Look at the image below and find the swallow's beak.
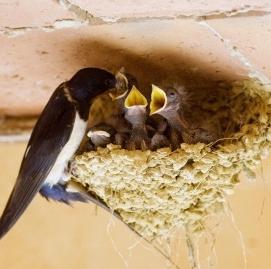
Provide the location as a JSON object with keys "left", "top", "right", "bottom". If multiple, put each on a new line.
{"left": 150, "top": 85, "right": 167, "bottom": 115}
{"left": 124, "top": 86, "right": 148, "bottom": 108}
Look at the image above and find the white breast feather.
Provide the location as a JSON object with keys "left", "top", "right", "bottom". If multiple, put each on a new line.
{"left": 44, "top": 112, "right": 87, "bottom": 186}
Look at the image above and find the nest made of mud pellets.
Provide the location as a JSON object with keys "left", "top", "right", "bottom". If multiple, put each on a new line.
{"left": 71, "top": 79, "right": 271, "bottom": 244}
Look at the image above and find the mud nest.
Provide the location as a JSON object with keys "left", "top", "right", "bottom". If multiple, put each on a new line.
{"left": 70, "top": 79, "right": 271, "bottom": 246}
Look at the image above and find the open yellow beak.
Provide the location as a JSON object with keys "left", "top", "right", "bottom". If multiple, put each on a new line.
{"left": 124, "top": 86, "right": 148, "bottom": 108}
{"left": 150, "top": 85, "right": 167, "bottom": 115}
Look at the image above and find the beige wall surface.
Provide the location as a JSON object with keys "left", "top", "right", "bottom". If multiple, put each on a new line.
{"left": 0, "top": 142, "right": 271, "bottom": 269}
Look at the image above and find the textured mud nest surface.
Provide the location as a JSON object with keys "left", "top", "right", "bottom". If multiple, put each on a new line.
{"left": 71, "top": 80, "right": 271, "bottom": 243}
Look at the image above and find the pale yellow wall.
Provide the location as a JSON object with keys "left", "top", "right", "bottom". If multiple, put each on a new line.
{"left": 0, "top": 142, "right": 271, "bottom": 269}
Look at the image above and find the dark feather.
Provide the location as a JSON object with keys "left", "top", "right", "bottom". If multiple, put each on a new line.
{"left": 39, "top": 184, "right": 89, "bottom": 205}
{"left": 0, "top": 85, "right": 75, "bottom": 239}
{"left": 39, "top": 183, "right": 115, "bottom": 214}
{"left": 0, "top": 67, "right": 116, "bottom": 239}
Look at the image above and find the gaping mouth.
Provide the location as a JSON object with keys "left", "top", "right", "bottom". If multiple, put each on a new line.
{"left": 150, "top": 85, "right": 167, "bottom": 115}
{"left": 124, "top": 86, "right": 148, "bottom": 108}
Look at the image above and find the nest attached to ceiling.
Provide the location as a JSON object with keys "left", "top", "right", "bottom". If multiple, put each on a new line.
{"left": 70, "top": 79, "right": 271, "bottom": 244}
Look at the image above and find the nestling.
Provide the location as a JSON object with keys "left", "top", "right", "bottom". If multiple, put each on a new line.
{"left": 87, "top": 124, "right": 115, "bottom": 148}
{"left": 150, "top": 85, "right": 188, "bottom": 150}
{"left": 124, "top": 86, "right": 150, "bottom": 150}
{"left": 150, "top": 118, "right": 170, "bottom": 150}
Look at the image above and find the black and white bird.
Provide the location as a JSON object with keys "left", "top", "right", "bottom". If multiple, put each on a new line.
{"left": 150, "top": 85, "right": 188, "bottom": 150}
{"left": 0, "top": 68, "right": 116, "bottom": 239}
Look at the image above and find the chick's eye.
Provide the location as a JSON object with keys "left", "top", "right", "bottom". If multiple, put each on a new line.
{"left": 169, "top": 91, "right": 176, "bottom": 97}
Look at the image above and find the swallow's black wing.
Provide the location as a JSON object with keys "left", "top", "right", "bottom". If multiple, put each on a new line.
{"left": 0, "top": 84, "right": 76, "bottom": 238}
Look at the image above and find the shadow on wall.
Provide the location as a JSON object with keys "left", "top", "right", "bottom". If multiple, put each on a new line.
{"left": 67, "top": 37, "right": 246, "bottom": 97}
{"left": 64, "top": 37, "right": 248, "bottom": 140}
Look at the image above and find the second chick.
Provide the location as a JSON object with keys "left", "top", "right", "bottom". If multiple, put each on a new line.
{"left": 124, "top": 86, "right": 150, "bottom": 150}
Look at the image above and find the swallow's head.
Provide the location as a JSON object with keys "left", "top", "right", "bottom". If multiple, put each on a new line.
{"left": 68, "top": 68, "right": 116, "bottom": 102}
{"left": 150, "top": 85, "right": 182, "bottom": 116}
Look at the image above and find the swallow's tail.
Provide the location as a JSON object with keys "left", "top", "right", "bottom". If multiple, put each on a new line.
{"left": 0, "top": 182, "right": 39, "bottom": 239}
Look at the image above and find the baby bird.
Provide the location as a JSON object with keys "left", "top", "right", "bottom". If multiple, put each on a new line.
{"left": 108, "top": 69, "right": 135, "bottom": 132}
{"left": 107, "top": 87, "right": 131, "bottom": 134}
{"left": 114, "top": 132, "right": 130, "bottom": 148}
{"left": 150, "top": 118, "right": 170, "bottom": 150}
{"left": 124, "top": 86, "right": 150, "bottom": 150}
{"left": 87, "top": 125, "right": 115, "bottom": 148}
{"left": 182, "top": 121, "right": 222, "bottom": 144}
{"left": 107, "top": 71, "right": 132, "bottom": 147}
{"left": 150, "top": 85, "right": 188, "bottom": 150}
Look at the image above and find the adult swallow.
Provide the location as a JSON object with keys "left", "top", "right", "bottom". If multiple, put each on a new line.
{"left": 150, "top": 85, "right": 188, "bottom": 150}
{"left": 0, "top": 68, "right": 116, "bottom": 239}
{"left": 124, "top": 86, "right": 150, "bottom": 150}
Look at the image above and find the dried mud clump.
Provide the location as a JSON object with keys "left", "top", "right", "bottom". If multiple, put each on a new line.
{"left": 71, "top": 80, "right": 271, "bottom": 242}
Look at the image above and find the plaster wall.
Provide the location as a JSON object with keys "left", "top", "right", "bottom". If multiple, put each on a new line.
{"left": 1, "top": 1, "right": 271, "bottom": 268}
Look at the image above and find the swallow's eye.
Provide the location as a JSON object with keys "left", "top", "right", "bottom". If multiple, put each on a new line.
{"left": 105, "top": 79, "right": 115, "bottom": 87}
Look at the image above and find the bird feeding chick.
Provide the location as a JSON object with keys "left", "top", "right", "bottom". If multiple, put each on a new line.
{"left": 86, "top": 68, "right": 134, "bottom": 149}
{"left": 87, "top": 83, "right": 223, "bottom": 151}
